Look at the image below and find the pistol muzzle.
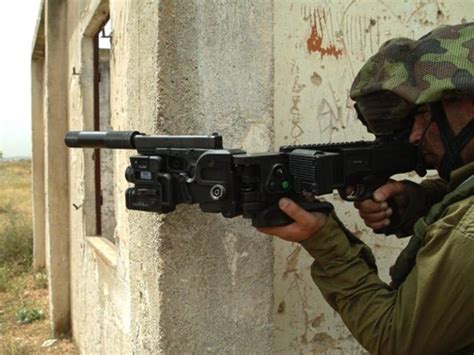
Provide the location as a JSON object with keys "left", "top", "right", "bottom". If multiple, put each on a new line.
{"left": 64, "top": 131, "right": 142, "bottom": 149}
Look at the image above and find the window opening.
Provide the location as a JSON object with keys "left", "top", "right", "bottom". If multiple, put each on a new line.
{"left": 99, "top": 19, "right": 111, "bottom": 49}
{"left": 93, "top": 18, "right": 115, "bottom": 241}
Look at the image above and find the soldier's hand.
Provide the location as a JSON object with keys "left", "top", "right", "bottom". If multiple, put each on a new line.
{"left": 353, "top": 180, "right": 412, "bottom": 231}
{"left": 257, "top": 198, "right": 327, "bottom": 242}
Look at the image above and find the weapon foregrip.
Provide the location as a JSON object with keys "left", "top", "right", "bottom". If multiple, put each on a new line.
{"left": 251, "top": 201, "right": 333, "bottom": 228}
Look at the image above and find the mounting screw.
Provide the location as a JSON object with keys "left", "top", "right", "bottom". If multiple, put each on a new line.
{"left": 210, "top": 184, "right": 226, "bottom": 201}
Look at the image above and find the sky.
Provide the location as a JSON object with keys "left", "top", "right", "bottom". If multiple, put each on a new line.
{"left": 0, "top": 1, "right": 42, "bottom": 158}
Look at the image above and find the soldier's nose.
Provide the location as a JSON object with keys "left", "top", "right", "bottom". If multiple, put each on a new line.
{"left": 409, "top": 117, "right": 425, "bottom": 145}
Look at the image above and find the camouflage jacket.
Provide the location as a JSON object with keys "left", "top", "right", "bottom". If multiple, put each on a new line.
{"left": 301, "top": 163, "right": 474, "bottom": 354}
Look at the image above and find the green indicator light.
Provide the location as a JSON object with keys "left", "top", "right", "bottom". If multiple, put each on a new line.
{"left": 282, "top": 181, "right": 289, "bottom": 189}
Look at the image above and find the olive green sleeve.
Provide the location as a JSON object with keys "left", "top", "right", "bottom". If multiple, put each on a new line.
{"left": 301, "top": 205, "right": 474, "bottom": 354}
{"left": 419, "top": 177, "right": 448, "bottom": 206}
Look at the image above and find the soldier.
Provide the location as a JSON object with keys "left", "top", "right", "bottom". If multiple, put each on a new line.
{"left": 258, "top": 23, "right": 474, "bottom": 353}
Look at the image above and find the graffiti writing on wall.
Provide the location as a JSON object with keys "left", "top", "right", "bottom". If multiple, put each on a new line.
{"left": 306, "top": 9, "right": 343, "bottom": 59}
{"left": 289, "top": 60, "right": 306, "bottom": 143}
{"left": 299, "top": 5, "right": 382, "bottom": 141}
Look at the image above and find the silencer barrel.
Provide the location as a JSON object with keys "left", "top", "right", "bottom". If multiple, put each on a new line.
{"left": 65, "top": 131, "right": 142, "bottom": 149}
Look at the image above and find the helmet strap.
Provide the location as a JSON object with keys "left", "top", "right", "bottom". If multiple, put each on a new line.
{"left": 415, "top": 120, "right": 431, "bottom": 177}
{"left": 429, "top": 101, "right": 474, "bottom": 180}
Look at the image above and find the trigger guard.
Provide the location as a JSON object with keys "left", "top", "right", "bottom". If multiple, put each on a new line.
{"left": 339, "top": 184, "right": 367, "bottom": 202}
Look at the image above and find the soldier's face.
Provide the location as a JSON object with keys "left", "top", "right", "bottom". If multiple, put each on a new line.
{"left": 408, "top": 105, "right": 445, "bottom": 170}
{"left": 409, "top": 98, "right": 474, "bottom": 172}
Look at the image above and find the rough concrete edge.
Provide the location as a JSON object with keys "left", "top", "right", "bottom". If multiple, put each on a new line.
{"left": 31, "top": 0, "right": 45, "bottom": 60}
{"left": 83, "top": 0, "right": 110, "bottom": 37}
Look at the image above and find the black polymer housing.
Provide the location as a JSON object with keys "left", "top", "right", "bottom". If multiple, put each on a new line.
{"left": 65, "top": 131, "right": 418, "bottom": 231}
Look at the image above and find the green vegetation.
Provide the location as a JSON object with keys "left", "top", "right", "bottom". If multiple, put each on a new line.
{"left": 0, "top": 266, "right": 9, "bottom": 292}
{"left": 0, "top": 161, "right": 45, "bottom": 332}
{"left": 33, "top": 270, "right": 48, "bottom": 290}
{"left": 15, "top": 307, "right": 45, "bottom": 324}
{"left": 0, "top": 160, "right": 77, "bottom": 353}
{"left": 0, "top": 203, "right": 33, "bottom": 271}
{"left": 0, "top": 161, "right": 48, "bottom": 350}
{"left": 0, "top": 160, "right": 34, "bottom": 293}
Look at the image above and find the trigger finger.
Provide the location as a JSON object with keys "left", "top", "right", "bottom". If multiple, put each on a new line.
{"left": 354, "top": 199, "right": 388, "bottom": 213}
{"left": 359, "top": 209, "right": 391, "bottom": 223}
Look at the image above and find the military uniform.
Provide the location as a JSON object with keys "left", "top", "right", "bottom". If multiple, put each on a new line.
{"left": 299, "top": 23, "right": 474, "bottom": 354}
{"left": 301, "top": 163, "right": 474, "bottom": 354}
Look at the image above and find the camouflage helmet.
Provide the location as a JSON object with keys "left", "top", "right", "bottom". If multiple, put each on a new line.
{"left": 350, "top": 22, "right": 474, "bottom": 136}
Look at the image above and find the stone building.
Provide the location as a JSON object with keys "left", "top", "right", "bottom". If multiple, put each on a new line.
{"left": 31, "top": 0, "right": 470, "bottom": 353}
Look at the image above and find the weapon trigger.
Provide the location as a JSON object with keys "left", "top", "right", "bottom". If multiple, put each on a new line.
{"left": 339, "top": 184, "right": 368, "bottom": 202}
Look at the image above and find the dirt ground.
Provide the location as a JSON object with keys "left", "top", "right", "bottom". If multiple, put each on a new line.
{"left": 0, "top": 272, "right": 78, "bottom": 354}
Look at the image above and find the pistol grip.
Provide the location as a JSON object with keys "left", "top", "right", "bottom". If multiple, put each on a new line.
{"left": 340, "top": 178, "right": 402, "bottom": 236}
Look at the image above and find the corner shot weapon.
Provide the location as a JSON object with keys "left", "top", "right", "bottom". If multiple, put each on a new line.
{"left": 65, "top": 130, "right": 418, "bottom": 233}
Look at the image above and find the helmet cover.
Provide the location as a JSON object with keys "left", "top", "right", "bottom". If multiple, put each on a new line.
{"left": 351, "top": 23, "right": 474, "bottom": 135}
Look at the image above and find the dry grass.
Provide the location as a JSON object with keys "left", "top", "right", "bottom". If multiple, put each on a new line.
{"left": 0, "top": 160, "right": 78, "bottom": 354}
{"left": 0, "top": 160, "right": 32, "bottom": 218}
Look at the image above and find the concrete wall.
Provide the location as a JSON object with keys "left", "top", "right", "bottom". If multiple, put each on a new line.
{"left": 31, "top": 2, "right": 45, "bottom": 271}
{"left": 273, "top": 1, "right": 471, "bottom": 353}
{"left": 67, "top": 0, "right": 132, "bottom": 352}
{"left": 64, "top": 0, "right": 274, "bottom": 353}
{"left": 43, "top": 0, "right": 71, "bottom": 335}
{"left": 127, "top": 1, "right": 274, "bottom": 352}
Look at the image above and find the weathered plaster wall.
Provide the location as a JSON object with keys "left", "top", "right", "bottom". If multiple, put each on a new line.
{"left": 31, "top": 55, "right": 45, "bottom": 271}
{"left": 66, "top": 0, "right": 274, "bottom": 353}
{"left": 273, "top": 1, "right": 472, "bottom": 353}
{"left": 126, "top": 1, "right": 274, "bottom": 353}
{"left": 31, "top": 1, "right": 45, "bottom": 273}
{"left": 44, "top": 0, "right": 70, "bottom": 335}
{"left": 43, "top": 0, "right": 472, "bottom": 352}
{"left": 67, "top": 0, "right": 132, "bottom": 353}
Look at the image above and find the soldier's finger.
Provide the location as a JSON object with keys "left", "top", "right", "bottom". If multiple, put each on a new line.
{"left": 359, "top": 208, "right": 392, "bottom": 222}
{"left": 372, "top": 180, "right": 405, "bottom": 203}
{"left": 278, "top": 198, "right": 317, "bottom": 229}
{"left": 354, "top": 199, "right": 388, "bottom": 213}
{"left": 366, "top": 218, "right": 391, "bottom": 231}
{"left": 257, "top": 226, "right": 292, "bottom": 240}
